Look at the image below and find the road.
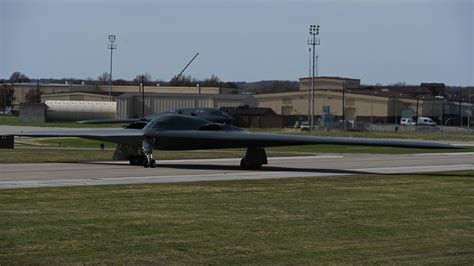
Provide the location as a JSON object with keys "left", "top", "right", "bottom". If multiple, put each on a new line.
{"left": 1, "top": 152, "right": 473, "bottom": 189}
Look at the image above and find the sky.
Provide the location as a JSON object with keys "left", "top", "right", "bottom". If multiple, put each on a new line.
{"left": 0, "top": 0, "right": 472, "bottom": 86}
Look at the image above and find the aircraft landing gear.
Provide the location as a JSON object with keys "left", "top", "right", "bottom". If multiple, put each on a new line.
{"left": 141, "top": 137, "right": 156, "bottom": 168}
{"left": 129, "top": 155, "right": 147, "bottom": 166}
{"left": 240, "top": 158, "right": 262, "bottom": 170}
{"left": 240, "top": 148, "right": 267, "bottom": 170}
{"left": 143, "top": 159, "right": 156, "bottom": 168}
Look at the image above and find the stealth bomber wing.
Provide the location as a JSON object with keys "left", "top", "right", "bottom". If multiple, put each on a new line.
{"left": 11, "top": 114, "right": 456, "bottom": 169}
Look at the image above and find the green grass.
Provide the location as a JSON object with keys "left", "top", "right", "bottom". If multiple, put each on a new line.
{"left": 0, "top": 114, "right": 120, "bottom": 128}
{"left": 16, "top": 137, "right": 117, "bottom": 149}
{"left": 0, "top": 171, "right": 473, "bottom": 264}
{"left": 2, "top": 144, "right": 471, "bottom": 164}
{"left": 0, "top": 148, "right": 294, "bottom": 164}
{"left": 0, "top": 149, "right": 115, "bottom": 163}
{"left": 270, "top": 144, "right": 473, "bottom": 154}
{"left": 270, "top": 128, "right": 474, "bottom": 142}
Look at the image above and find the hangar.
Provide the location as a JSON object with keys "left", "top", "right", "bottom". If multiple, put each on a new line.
{"left": 117, "top": 93, "right": 256, "bottom": 119}
{"left": 11, "top": 79, "right": 472, "bottom": 127}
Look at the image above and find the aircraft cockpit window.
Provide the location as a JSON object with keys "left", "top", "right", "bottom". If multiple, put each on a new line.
{"left": 145, "top": 114, "right": 210, "bottom": 130}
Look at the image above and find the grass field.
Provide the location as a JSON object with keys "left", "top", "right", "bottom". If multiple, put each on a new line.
{"left": 0, "top": 171, "right": 473, "bottom": 264}
{"left": 0, "top": 114, "right": 120, "bottom": 128}
{"left": 2, "top": 143, "right": 471, "bottom": 164}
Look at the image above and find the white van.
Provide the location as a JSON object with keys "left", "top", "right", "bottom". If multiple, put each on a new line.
{"left": 400, "top": 117, "right": 416, "bottom": 126}
{"left": 417, "top": 117, "right": 437, "bottom": 126}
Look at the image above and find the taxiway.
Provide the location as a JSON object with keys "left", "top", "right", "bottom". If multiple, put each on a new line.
{"left": 0, "top": 152, "right": 473, "bottom": 189}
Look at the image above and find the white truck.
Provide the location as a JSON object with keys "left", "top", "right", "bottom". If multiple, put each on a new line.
{"left": 400, "top": 117, "right": 437, "bottom": 126}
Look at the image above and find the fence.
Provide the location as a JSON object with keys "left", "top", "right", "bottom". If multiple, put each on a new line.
{"left": 332, "top": 121, "right": 474, "bottom": 135}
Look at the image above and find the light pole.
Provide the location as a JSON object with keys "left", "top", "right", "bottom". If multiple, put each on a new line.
{"left": 308, "top": 24, "right": 320, "bottom": 131}
{"left": 435, "top": 95, "right": 445, "bottom": 130}
{"left": 394, "top": 95, "right": 398, "bottom": 125}
{"left": 141, "top": 75, "right": 145, "bottom": 118}
{"left": 308, "top": 48, "right": 311, "bottom": 123}
{"left": 108, "top": 34, "right": 117, "bottom": 102}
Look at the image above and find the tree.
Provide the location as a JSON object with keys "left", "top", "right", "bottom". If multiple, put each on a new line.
{"left": 10, "top": 71, "right": 30, "bottom": 83}
{"left": 223, "top": 82, "right": 238, "bottom": 89}
{"left": 133, "top": 73, "right": 153, "bottom": 85}
{"left": 97, "top": 72, "right": 109, "bottom": 85}
{"left": 24, "top": 82, "right": 42, "bottom": 103}
{"left": 0, "top": 83, "right": 15, "bottom": 112}
{"left": 268, "top": 81, "right": 299, "bottom": 92}
{"left": 113, "top": 79, "right": 130, "bottom": 86}
{"left": 169, "top": 75, "right": 197, "bottom": 86}
{"left": 392, "top": 81, "right": 407, "bottom": 87}
{"left": 200, "top": 75, "right": 221, "bottom": 87}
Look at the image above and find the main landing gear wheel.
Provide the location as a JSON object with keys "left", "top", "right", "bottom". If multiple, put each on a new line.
{"left": 240, "top": 158, "right": 262, "bottom": 170}
{"left": 129, "top": 155, "right": 147, "bottom": 166}
{"left": 143, "top": 159, "right": 156, "bottom": 168}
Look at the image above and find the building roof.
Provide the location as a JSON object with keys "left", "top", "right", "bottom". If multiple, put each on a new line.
{"left": 42, "top": 91, "right": 123, "bottom": 97}
{"left": 300, "top": 76, "right": 360, "bottom": 82}
{"left": 117, "top": 92, "right": 252, "bottom": 100}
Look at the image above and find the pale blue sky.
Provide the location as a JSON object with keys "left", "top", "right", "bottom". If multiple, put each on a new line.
{"left": 1, "top": 0, "right": 472, "bottom": 85}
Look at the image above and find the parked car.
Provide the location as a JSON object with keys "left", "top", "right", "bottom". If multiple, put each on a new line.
{"left": 400, "top": 117, "right": 416, "bottom": 126}
{"left": 300, "top": 122, "right": 311, "bottom": 131}
{"left": 417, "top": 116, "right": 437, "bottom": 126}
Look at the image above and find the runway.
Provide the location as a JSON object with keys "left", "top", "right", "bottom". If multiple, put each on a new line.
{"left": 1, "top": 152, "right": 473, "bottom": 189}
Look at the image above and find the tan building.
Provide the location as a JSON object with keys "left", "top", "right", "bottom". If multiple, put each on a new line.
{"left": 255, "top": 77, "right": 433, "bottom": 124}
{"left": 12, "top": 83, "right": 220, "bottom": 109}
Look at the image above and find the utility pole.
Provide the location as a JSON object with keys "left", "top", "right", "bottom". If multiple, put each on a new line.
{"left": 308, "top": 24, "right": 320, "bottom": 131}
{"left": 108, "top": 34, "right": 117, "bottom": 102}
{"left": 468, "top": 89, "right": 472, "bottom": 130}
{"left": 2, "top": 82, "right": 6, "bottom": 114}
{"left": 395, "top": 95, "right": 398, "bottom": 125}
{"left": 140, "top": 75, "right": 145, "bottom": 118}
{"left": 342, "top": 81, "right": 346, "bottom": 130}
{"left": 415, "top": 95, "right": 419, "bottom": 119}
{"left": 459, "top": 88, "right": 462, "bottom": 127}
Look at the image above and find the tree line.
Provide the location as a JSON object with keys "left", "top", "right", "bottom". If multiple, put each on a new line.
{"left": 1, "top": 71, "right": 301, "bottom": 111}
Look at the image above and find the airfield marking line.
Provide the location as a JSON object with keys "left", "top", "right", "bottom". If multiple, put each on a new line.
{"left": 0, "top": 164, "right": 473, "bottom": 190}
{"left": 353, "top": 164, "right": 474, "bottom": 174}
{"left": 155, "top": 155, "right": 344, "bottom": 163}
{"left": 406, "top": 152, "right": 474, "bottom": 156}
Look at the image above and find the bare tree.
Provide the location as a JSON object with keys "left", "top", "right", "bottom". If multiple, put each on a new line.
{"left": 133, "top": 73, "right": 153, "bottom": 85}
{"left": 200, "top": 75, "right": 221, "bottom": 87}
{"left": 0, "top": 83, "right": 15, "bottom": 112}
{"left": 25, "top": 87, "right": 42, "bottom": 103}
{"left": 97, "top": 72, "right": 109, "bottom": 85}
{"left": 169, "top": 75, "right": 197, "bottom": 86}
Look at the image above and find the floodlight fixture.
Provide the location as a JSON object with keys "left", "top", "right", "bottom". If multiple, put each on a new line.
{"left": 107, "top": 34, "right": 117, "bottom": 101}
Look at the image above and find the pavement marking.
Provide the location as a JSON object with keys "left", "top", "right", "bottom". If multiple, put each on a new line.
{"left": 1, "top": 164, "right": 472, "bottom": 190}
